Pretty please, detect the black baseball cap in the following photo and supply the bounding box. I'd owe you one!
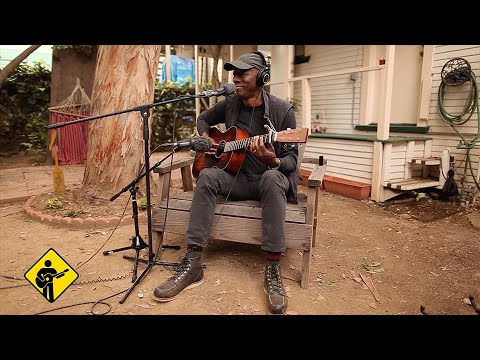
[224,52,265,71]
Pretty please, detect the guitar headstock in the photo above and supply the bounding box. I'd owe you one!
[275,128,309,143]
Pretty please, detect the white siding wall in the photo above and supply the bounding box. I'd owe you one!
[294,45,364,135]
[428,45,480,190]
[388,140,426,181]
[304,138,374,184]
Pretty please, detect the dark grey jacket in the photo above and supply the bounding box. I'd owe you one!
[197,88,302,203]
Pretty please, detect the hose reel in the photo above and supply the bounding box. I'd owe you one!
[441,57,472,87]
[437,56,480,191]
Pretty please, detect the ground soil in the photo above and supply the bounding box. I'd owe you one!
[1,154,479,316]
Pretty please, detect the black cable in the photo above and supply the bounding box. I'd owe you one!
[32,288,128,315]
[0,195,134,315]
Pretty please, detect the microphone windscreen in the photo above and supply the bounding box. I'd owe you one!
[222,83,236,96]
[191,136,212,152]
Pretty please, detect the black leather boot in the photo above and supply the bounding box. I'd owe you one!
[152,249,204,302]
[264,260,288,315]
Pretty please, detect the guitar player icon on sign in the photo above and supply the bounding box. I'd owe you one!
[25,248,78,303]
[35,260,69,302]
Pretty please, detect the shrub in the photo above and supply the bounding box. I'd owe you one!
[0,61,51,155]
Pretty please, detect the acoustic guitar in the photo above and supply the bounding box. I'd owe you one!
[192,126,309,178]
[35,268,70,289]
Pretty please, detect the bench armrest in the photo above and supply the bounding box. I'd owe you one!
[153,157,194,174]
[307,163,327,187]
[301,157,327,188]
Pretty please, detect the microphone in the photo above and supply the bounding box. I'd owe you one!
[197,83,236,98]
[159,136,212,152]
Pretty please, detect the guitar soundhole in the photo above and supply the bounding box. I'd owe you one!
[215,141,225,158]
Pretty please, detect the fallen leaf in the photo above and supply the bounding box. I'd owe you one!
[369,302,377,309]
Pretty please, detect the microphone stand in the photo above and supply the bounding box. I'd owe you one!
[103,147,181,286]
[47,91,210,304]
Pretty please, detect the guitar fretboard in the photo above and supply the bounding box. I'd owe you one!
[224,132,275,152]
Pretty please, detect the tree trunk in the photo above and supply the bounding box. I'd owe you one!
[81,45,161,199]
[0,45,41,86]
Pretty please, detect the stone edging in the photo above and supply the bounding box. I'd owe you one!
[23,195,146,229]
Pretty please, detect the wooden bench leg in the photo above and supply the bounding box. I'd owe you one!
[301,249,311,288]
[152,230,164,261]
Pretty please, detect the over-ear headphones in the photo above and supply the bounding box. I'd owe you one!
[251,51,270,87]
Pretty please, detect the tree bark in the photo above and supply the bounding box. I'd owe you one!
[81,45,161,199]
[0,45,41,86]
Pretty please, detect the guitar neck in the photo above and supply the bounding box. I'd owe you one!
[53,269,69,278]
[224,133,275,152]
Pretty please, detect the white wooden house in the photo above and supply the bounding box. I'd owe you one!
[266,45,480,203]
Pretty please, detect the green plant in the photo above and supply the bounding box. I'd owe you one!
[150,79,208,151]
[286,97,301,111]
[63,206,89,217]
[0,61,51,154]
[138,197,147,210]
[45,196,63,209]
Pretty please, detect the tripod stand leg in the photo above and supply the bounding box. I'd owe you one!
[162,244,181,250]
[120,263,152,304]
[132,248,141,282]
[123,254,179,267]
[103,246,135,255]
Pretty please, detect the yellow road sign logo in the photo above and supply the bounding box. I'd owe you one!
[24,248,79,303]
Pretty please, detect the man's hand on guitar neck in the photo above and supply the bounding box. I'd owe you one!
[249,135,279,168]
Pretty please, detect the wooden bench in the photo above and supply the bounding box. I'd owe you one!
[151,149,326,288]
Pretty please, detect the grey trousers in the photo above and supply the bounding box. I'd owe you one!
[186,167,289,253]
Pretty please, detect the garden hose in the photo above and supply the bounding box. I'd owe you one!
[437,58,480,190]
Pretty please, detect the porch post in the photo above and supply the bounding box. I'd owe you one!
[418,45,434,127]
[165,45,171,82]
[301,78,311,130]
[371,45,396,202]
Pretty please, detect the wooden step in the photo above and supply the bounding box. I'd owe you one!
[410,157,441,166]
[384,178,440,191]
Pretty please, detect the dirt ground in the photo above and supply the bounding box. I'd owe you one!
[1,154,479,316]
